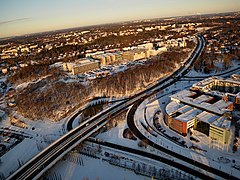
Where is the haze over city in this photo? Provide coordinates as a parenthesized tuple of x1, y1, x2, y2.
(1, 0, 240, 37)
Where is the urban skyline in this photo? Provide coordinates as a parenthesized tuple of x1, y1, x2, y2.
(1, 0, 240, 38)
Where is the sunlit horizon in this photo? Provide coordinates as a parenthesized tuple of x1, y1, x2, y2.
(0, 0, 240, 38)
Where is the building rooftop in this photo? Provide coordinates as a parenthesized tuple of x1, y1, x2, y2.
(196, 111, 219, 124)
(165, 101, 182, 115)
(166, 100, 232, 130)
(212, 116, 231, 130)
(192, 76, 240, 93)
(123, 49, 146, 54)
(193, 94, 212, 104)
(170, 90, 232, 116)
(178, 105, 193, 114)
(192, 77, 221, 89)
(175, 108, 202, 122)
(75, 58, 92, 64)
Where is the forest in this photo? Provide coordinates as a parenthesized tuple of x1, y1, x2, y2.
(14, 50, 189, 121)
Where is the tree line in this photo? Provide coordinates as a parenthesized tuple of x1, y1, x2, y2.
(14, 50, 189, 121)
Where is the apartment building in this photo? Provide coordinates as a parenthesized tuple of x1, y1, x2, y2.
(63, 58, 99, 75)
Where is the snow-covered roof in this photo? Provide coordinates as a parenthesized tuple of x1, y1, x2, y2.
(192, 77, 221, 89)
(170, 89, 196, 100)
(211, 116, 225, 127)
(73, 60, 99, 67)
(205, 90, 225, 97)
(170, 89, 232, 115)
(200, 102, 212, 109)
(213, 100, 232, 109)
(196, 111, 219, 124)
(178, 105, 193, 114)
(175, 108, 202, 122)
(167, 88, 233, 130)
(165, 101, 181, 115)
(193, 94, 212, 104)
(224, 78, 240, 85)
(211, 116, 231, 130)
(221, 119, 231, 130)
(193, 76, 240, 93)
(79, 59, 91, 64)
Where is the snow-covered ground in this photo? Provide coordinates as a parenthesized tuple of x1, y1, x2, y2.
(132, 74, 240, 178)
(0, 138, 39, 178)
(0, 97, 125, 179)
(186, 60, 240, 78)
(45, 113, 195, 180)
(45, 139, 195, 180)
(1, 58, 240, 179)
(46, 151, 151, 180)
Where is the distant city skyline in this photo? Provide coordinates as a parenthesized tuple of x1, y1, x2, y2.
(0, 0, 240, 38)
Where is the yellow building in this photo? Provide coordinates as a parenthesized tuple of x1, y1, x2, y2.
(63, 58, 99, 75)
(122, 49, 147, 61)
(166, 89, 233, 144)
(209, 116, 231, 144)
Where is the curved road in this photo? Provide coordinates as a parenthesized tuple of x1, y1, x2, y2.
(87, 138, 215, 179)
(7, 34, 205, 180)
(127, 77, 239, 179)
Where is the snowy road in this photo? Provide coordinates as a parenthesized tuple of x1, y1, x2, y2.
(7, 34, 205, 180)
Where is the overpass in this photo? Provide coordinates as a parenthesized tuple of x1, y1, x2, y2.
(127, 97, 239, 179)
(7, 34, 205, 180)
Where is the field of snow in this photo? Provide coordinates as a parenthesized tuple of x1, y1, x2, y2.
(1, 60, 240, 179)
(133, 77, 240, 177)
(0, 138, 39, 178)
(46, 153, 151, 180)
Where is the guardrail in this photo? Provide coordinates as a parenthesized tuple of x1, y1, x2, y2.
(7, 34, 204, 180)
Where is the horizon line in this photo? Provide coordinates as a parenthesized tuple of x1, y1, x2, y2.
(0, 10, 239, 40)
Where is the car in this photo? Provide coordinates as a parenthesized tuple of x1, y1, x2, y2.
(104, 152, 110, 157)
(190, 137, 199, 142)
(172, 136, 180, 141)
(181, 141, 186, 145)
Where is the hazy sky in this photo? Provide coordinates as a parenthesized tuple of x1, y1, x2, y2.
(0, 0, 239, 38)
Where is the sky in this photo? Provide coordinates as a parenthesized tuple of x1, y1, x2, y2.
(0, 0, 239, 38)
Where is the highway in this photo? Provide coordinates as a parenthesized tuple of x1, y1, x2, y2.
(127, 98, 239, 179)
(126, 36, 239, 179)
(7, 34, 205, 180)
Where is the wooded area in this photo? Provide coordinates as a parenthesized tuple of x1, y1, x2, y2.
(14, 50, 188, 121)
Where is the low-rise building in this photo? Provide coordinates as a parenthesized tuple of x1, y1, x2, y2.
(91, 52, 122, 66)
(122, 49, 149, 61)
(63, 58, 100, 75)
(137, 43, 153, 50)
(165, 76, 239, 144)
